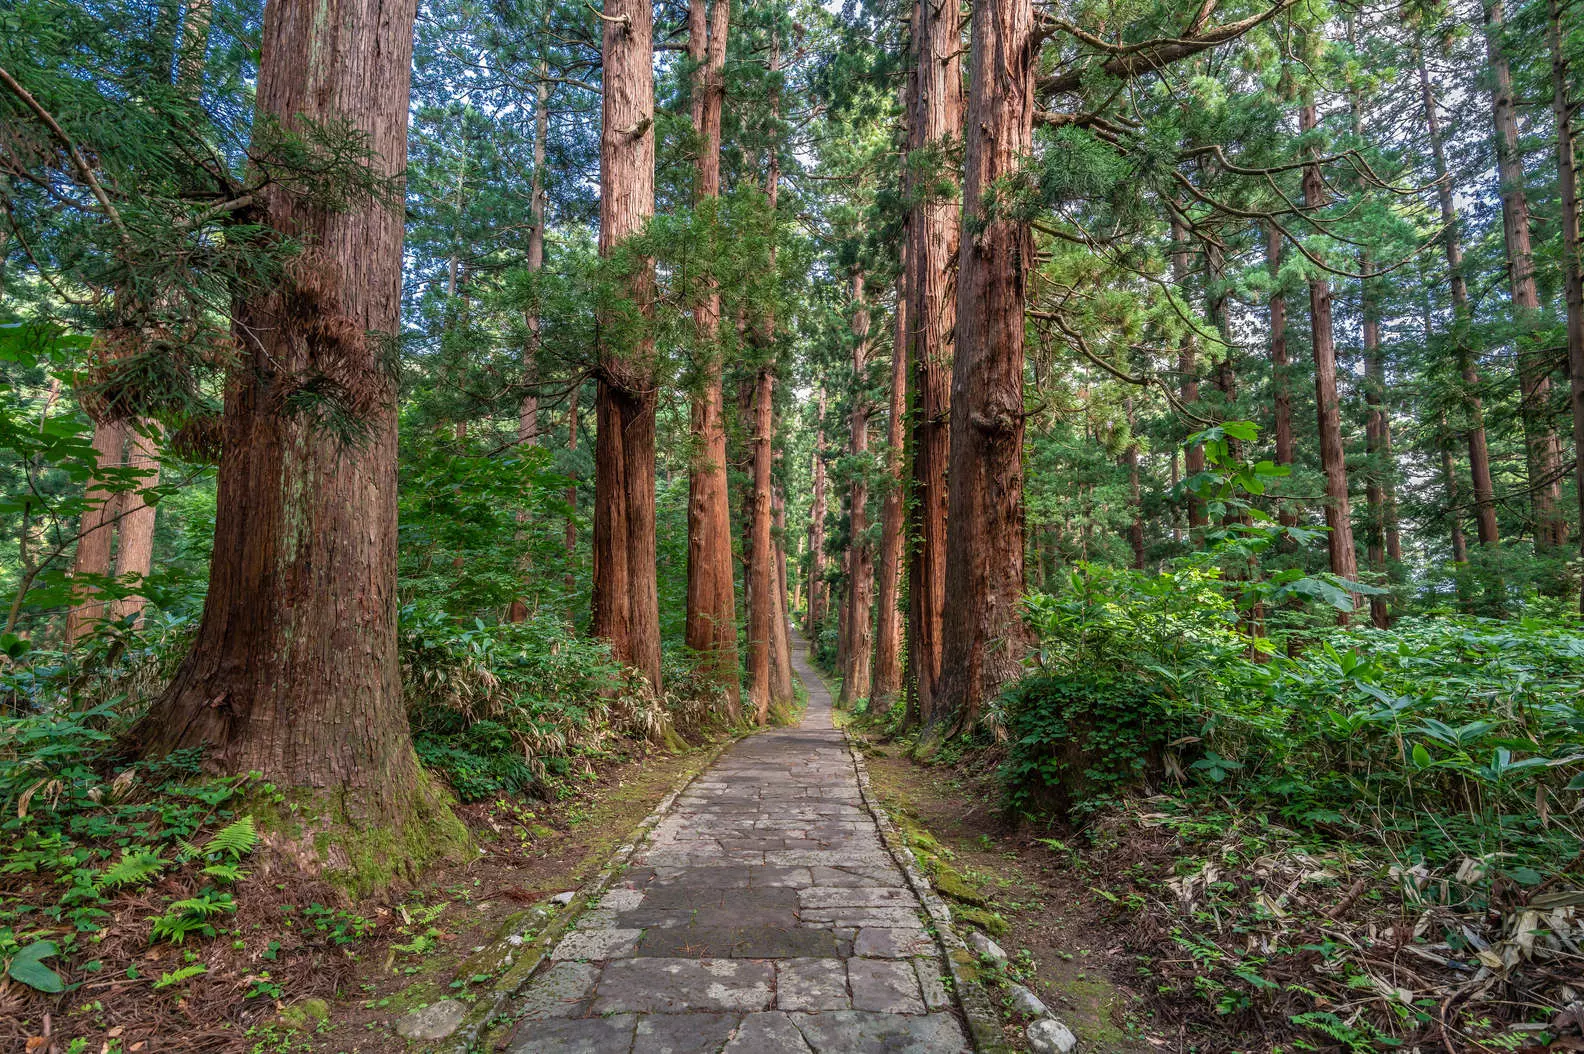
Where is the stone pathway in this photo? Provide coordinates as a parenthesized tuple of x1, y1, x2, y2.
(502, 633, 973, 1053)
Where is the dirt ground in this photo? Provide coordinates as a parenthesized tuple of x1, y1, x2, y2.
(857, 745, 1161, 1054)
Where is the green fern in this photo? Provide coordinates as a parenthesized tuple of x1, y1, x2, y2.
(200, 862, 247, 884)
(149, 890, 236, 944)
(152, 963, 206, 989)
(96, 848, 165, 890)
(179, 816, 257, 862)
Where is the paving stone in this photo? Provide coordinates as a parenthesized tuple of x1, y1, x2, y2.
(1026, 1017, 1079, 1053)
(914, 958, 951, 1010)
(591, 958, 774, 1014)
(789, 1010, 972, 1053)
(775, 958, 849, 1011)
(394, 998, 467, 1040)
(799, 886, 913, 909)
(722, 1012, 815, 1053)
(506, 1013, 637, 1053)
(802, 907, 925, 928)
(847, 957, 927, 1013)
(516, 961, 601, 1019)
(633, 1012, 740, 1053)
(853, 926, 933, 958)
(552, 927, 643, 961)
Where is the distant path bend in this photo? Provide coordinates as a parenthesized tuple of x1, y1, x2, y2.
(503, 631, 973, 1052)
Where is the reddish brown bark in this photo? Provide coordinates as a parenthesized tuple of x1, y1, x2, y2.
(592, 0, 662, 689)
(1301, 100, 1359, 617)
(1418, 43, 1498, 549)
(1550, 0, 1584, 608)
(872, 272, 907, 706)
(683, 0, 739, 712)
(110, 422, 159, 626)
(1484, 0, 1567, 550)
(131, 0, 461, 876)
(804, 389, 829, 638)
(904, 0, 962, 726)
(1362, 269, 1390, 629)
(66, 420, 125, 641)
(746, 367, 774, 722)
(840, 269, 875, 707)
(771, 485, 794, 702)
(936, 0, 1033, 729)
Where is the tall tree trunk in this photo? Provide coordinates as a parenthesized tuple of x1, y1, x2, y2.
(1418, 41, 1499, 548)
(936, 0, 1033, 730)
(1362, 267, 1389, 629)
(746, 367, 774, 722)
(1267, 223, 1297, 528)
(506, 45, 550, 626)
(1439, 411, 1470, 564)
(1125, 397, 1145, 569)
(904, 0, 961, 727)
(130, 0, 463, 886)
(872, 271, 907, 707)
(1172, 215, 1207, 535)
(840, 269, 875, 707)
(109, 422, 159, 626)
(684, 0, 739, 713)
(805, 388, 828, 637)
(771, 485, 794, 701)
(592, 0, 662, 690)
(1301, 99, 1360, 617)
(1550, 0, 1584, 608)
(1484, 0, 1568, 550)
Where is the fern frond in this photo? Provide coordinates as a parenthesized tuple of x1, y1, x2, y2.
(202, 816, 258, 860)
(97, 848, 165, 890)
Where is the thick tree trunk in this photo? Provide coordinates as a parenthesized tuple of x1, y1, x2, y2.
(130, 0, 464, 888)
(1418, 43, 1499, 549)
(746, 367, 774, 722)
(1439, 411, 1470, 564)
(872, 271, 907, 707)
(1484, 0, 1568, 550)
(904, 0, 961, 727)
(592, 0, 662, 690)
(1301, 100, 1360, 617)
(683, 0, 739, 713)
(110, 421, 159, 626)
(1267, 224, 1297, 528)
(805, 388, 828, 638)
(840, 269, 875, 707)
(1550, 0, 1584, 608)
(1362, 271, 1390, 629)
(936, 0, 1033, 730)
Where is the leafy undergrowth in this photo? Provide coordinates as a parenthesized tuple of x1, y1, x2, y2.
(0, 614, 741, 1052)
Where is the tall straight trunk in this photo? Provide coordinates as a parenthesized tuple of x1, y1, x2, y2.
(110, 422, 159, 625)
(66, 421, 126, 641)
(904, 0, 961, 727)
(840, 269, 875, 707)
(592, 0, 662, 689)
(131, 0, 462, 883)
(1418, 42, 1499, 548)
(746, 367, 774, 722)
(1439, 412, 1471, 564)
(1551, 0, 1584, 608)
(1484, 0, 1568, 549)
(1267, 223, 1297, 528)
(1172, 216, 1207, 535)
(1361, 264, 1390, 629)
(805, 388, 829, 637)
(771, 485, 794, 701)
(1301, 99, 1360, 616)
(507, 47, 550, 626)
(1125, 398, 1144, 569)
(936, 0, 1033, 729)
(872, 271, 907, 706)
(683, 0, 738, 712)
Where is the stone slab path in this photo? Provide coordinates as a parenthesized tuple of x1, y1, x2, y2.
(503, 633, 973, 1053)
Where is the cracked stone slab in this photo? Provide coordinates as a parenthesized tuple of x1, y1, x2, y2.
(775, 957, 850, 1011)
(591, 957, 774, 1014)
(790, 1010, 972, 1053)
(516, 960, 601, 1020)
(723, 1012, 815, 1053)
(848, 957, 927, 1013)
(551, 927, 643, 961)
(632, 1012, 740, 1053)
(505, 1013, 637, 1053)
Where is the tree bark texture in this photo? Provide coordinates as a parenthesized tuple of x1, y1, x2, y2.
(683, 0, 739, 713)
(936, 0, 1033, 729)
(872, 270, 907, 706)
(1550, 0, 1584, 608)
(1484, 0, 1568, 550)
(746, 368, 774, 722)
(771, 485, 794, 702)
(1300, 100, 1360, 615)
(592, 0, 663, 690)
(805, 388, 829, 639)
(840, 269, 875, 707)
(131, 0, 462, 881)
(904, 0, 961, 727)
(1418, 43, 1499, 549)
(1266, 224, 1297, 528)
